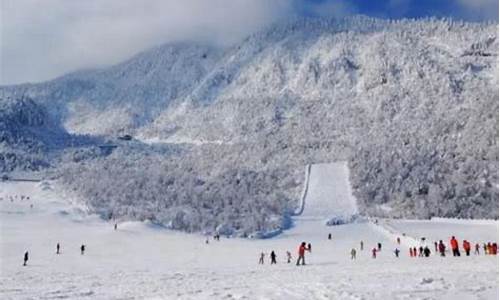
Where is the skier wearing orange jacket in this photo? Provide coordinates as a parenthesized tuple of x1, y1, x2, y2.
(296, 242, 307, 265)
(463, 240, 471, 256)
(450, 236, 460, 256)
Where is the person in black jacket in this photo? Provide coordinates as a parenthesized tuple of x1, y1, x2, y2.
(270, 251, 277, 264)
(23, 251, 29, 266)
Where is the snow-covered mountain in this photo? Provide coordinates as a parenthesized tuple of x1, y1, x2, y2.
(0, 16, 498, 232)
(1, 43, 221, 135)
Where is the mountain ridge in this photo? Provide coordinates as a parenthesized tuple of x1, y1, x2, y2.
(0, 16, 498, 233)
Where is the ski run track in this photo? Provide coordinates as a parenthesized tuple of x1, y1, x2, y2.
(1, 162, 498, 300)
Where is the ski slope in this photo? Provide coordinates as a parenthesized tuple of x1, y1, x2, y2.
(1, 175, 498, 300)
(299, 162, 358, 221)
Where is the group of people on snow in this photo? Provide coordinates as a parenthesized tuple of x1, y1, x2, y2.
(22, 243, 86, 266)
(409, 236, 498, 258)
(259, 242, 312, 265)
(1, 194, 34, 209)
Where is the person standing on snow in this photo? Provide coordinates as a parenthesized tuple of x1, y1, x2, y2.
(394, 248, 400, 258)
(409, 247, 414, 257)
(372, 247, 377, 258)
(474, 243, 480, 255)
(351, 248, 357, 260)
(286, 251, 292, 263)
(296, 242, 307, 266)
(396, 237, 401, 245)
(360, 240, 364, 251)
(434, 241, 438, 253)
(259, 252, 265, 264)
(56, 243, 60, 254)
(463, 240, 471, 256)
(418, 246, 424, 257)
(423, 246, 431, 257)
(270, 251, 277, 264)
(438, 240, 446, 257)
(328, 233, 332, 240)
(80, 244, 85, 255)
(23, 251, 29, 266)
(450, 236, 460, 256)
(308, 243, 312, 253)
(377, 242, 382, 251)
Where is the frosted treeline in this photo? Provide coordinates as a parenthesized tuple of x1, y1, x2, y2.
(57, 146, 301, 237)
(0, 96, 51, 172)
(0, 16, 498, 234)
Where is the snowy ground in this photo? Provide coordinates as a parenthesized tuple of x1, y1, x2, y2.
(1, 163, 498, 300)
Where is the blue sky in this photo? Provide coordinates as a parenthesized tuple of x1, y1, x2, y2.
(1, 0, 498, 85)
(296, 0, 498, 21)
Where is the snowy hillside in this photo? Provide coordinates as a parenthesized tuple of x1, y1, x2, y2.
(0, 96, 67, 172)
(0, 16, 498, 233)
(0, 43, 221, 135)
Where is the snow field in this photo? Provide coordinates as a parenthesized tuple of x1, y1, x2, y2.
(1, 171, 498, 299)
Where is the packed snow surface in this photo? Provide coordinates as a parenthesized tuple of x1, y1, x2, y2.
(1, 180, 498, 299)
(300, 162, 358, 220)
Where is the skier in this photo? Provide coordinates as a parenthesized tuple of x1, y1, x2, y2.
(434, 241, 438, 253)
(450, 236, 460, 256)
(372, 247, 377, 258)
(328, 233, 332, 240)
(23, 251, 29, 266)
(270, 251, 277, 264)
(418, 246, 424, 257)
(286, 251, 292, 263)
(296, 242, 307, 266)
(492, 243, 498, 255)
(438, 240, 446, 257)
(394, 248, 400, 258)
(409, 247, 414, 257)
(474, 243, 480, 255)
(483, 243, 488, 255)
(487, 243, 492, 255)
(360, 240, 364, 251)
(114, 223, 117, 230)
(413, 247, 417, 258)
(56, 243, 60, 254)
(396, 237, 401, 245)
(259, 252, 265, 264)
(377, 242, 382, 251)
(351, 248, 356, 260)
(308, 243, 312, 253)
(463, 240, 471, 256)
(423, 246, 431, 257)
(80, 244, 85, 255)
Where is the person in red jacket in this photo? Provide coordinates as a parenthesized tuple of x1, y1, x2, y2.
(492, 243, 498, 255)
(296, 242, 307, 266)
(487, 243, 492, 255)
(463, 240, 471, 256)
(450, 236, 460, 256)
(409, 247, 414, 257)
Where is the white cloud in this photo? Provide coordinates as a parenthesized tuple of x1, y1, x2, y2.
(0, 0, 292, 85)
